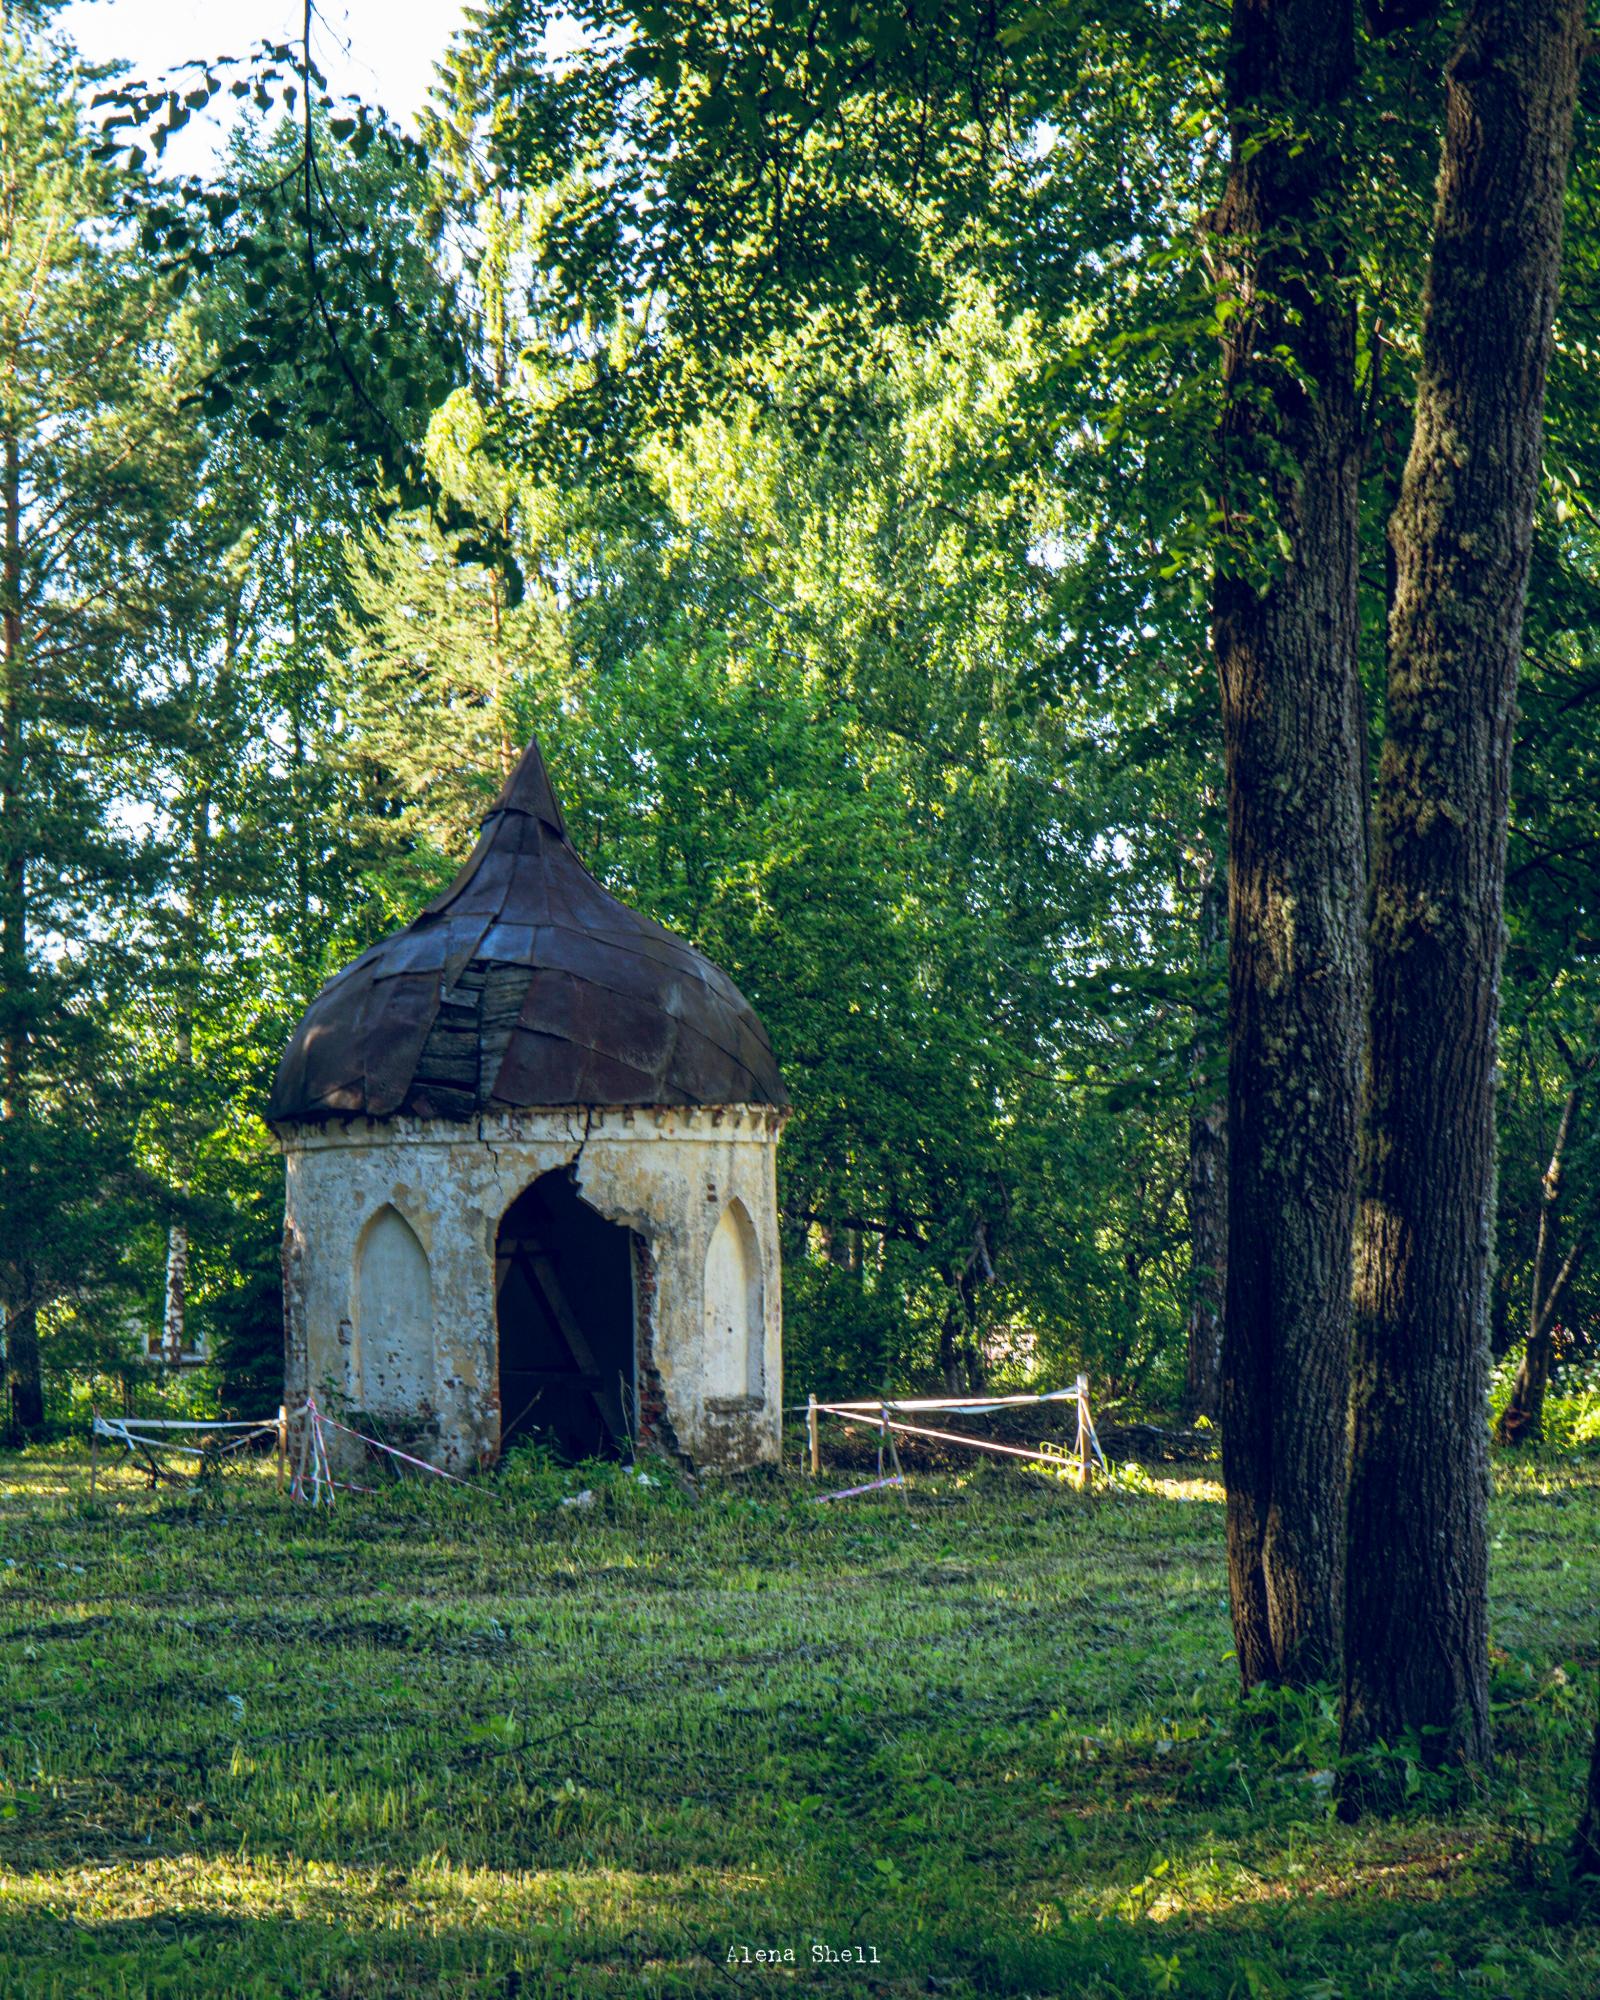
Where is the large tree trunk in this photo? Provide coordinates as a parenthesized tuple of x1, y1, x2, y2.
(1343, 0, 1586, 1792)
(1185, 854, 1227, 1419)
(1213, 0, 1367, 1689)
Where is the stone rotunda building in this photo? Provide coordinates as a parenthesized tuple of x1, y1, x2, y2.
(266, 739, 789, 1475)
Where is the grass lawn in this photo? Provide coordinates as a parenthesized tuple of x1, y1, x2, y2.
(1, 1441, 1598, 1998)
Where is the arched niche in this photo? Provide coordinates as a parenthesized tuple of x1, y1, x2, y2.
(353, 1205, 435, 1411)
(702, 1198, 764, 1403)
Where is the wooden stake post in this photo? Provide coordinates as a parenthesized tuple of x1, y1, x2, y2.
(292, 1403, 314, 1502)
(275, 1404, 288, 1495)
(1077, 1373, 1092, 1493)
(807, 1393, 819, 1477)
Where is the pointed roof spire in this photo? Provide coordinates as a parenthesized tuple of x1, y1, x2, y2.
(487, 735, 567, 837)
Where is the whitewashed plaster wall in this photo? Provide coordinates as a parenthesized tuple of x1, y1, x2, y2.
(278, 1106, 786, 1474)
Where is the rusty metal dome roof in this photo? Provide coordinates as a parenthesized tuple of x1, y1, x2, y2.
(266, 739, 788, 1123)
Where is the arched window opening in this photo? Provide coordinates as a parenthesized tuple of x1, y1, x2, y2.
(496, 1172, 636, 1460)
(703, 1199, 764, 1404)
(354, 1205, 435, 1411)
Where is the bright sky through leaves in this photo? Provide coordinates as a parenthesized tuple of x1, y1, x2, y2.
(60, 0, 467, 168)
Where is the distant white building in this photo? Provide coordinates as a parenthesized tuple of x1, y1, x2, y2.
(266, 740, 789, 1475)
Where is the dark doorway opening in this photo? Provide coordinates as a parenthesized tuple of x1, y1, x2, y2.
(495, 1171, 636, 1460)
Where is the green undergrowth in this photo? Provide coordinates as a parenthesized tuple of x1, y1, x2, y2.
(1490, 1362, 1600, 1455)
(1, 1444, 1597, 1998)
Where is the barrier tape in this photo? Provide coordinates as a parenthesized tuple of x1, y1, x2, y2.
(95, 1400, 504, 1506)
(92, 1414, 279, 1462)
(787, 1388, 1078, 1416)
(814, 1473, 905, 1504)
(809, 1373, 1109, 1481)
(306, 1403, 486, 1489)
(91, 1415, 277, 1431)
(310, 1403, 335, 1508)
(815, 1406, 1077, 1467)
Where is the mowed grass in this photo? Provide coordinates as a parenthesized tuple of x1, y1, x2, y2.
(1, 1443, 1598, 1998)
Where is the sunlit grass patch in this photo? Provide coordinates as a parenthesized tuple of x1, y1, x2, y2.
(0, 1851, 757, 1933)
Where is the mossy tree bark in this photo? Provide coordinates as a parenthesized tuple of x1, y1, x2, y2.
(1343, 0, 1586, 1789)
(1213, 0, 1367, 1689)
